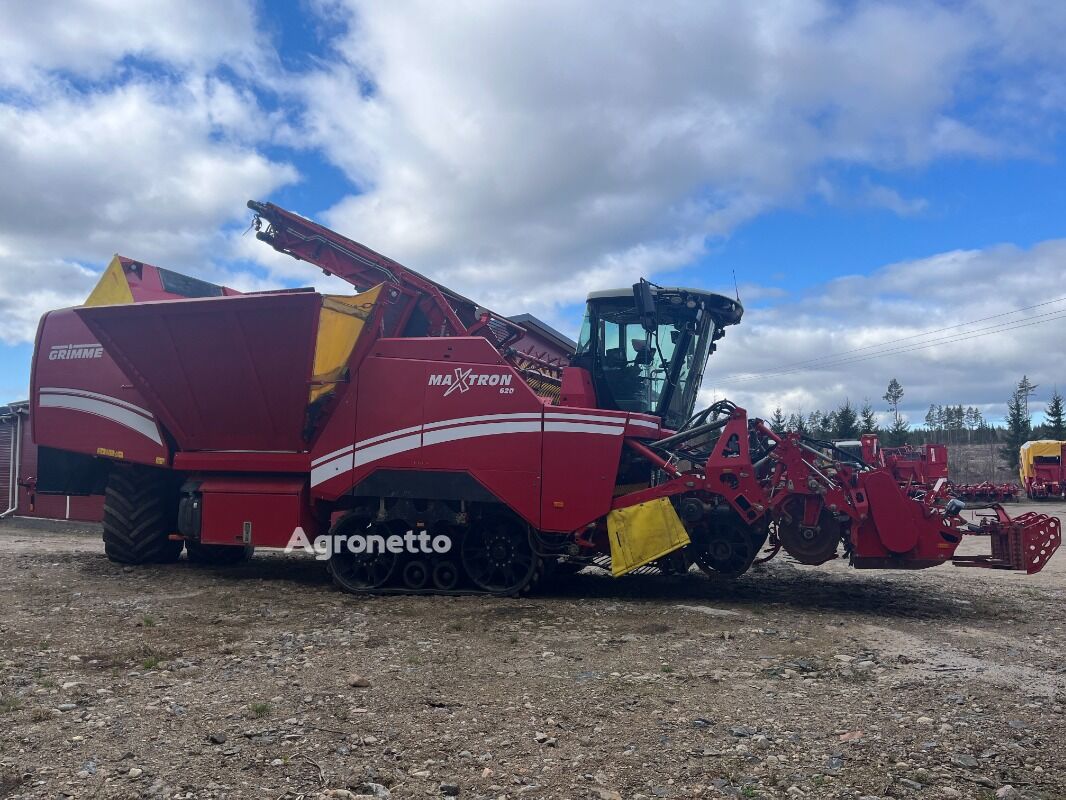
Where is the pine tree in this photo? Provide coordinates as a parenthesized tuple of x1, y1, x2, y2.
(1001, 381, 1032, 470)
(925, 404, 938, 436)
(964, 407, 978, 442)
(834, 399, 859, 439)
(821, 410, 838, 439)
(883, 378, 904, 425)
(886, 414, 910, 447)
(947, 404, 965, 445)
(859, 400, 878, 434)
(1046, 389, 1066, 440)
(789, 413, 808, 435)
(1018, 375, 1038, 422)
(807, 411, 823, 437)
(770, 407, 787, 434)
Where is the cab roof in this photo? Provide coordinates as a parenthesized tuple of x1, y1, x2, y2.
(586, 286, 743, 327)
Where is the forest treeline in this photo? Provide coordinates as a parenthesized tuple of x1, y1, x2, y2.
(768, 376, 1065, 469)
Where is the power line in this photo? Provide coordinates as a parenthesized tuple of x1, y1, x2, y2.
(714, 308, 1066, 385)
(716, 293, 1066, 383)
(720, 310, 1066, 383)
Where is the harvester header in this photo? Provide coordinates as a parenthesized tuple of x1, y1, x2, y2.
(25, 201, 1060, 592)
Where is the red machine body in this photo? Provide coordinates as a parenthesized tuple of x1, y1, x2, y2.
(859, 434, 948, 488)
(1020, 441, 1066, 500)
(859, 434, 1020, 503)
(26, 203, 1058, 592)
(1024, 472, 1065, 500)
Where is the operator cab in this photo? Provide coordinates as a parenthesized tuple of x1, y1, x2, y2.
(572, 283, 743, 429)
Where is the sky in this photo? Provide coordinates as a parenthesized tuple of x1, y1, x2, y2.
(1, 0, 1065, 427)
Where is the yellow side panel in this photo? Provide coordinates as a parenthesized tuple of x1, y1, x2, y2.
(606, 497, 691, 577)
(1019, 440, 1063, 482)
(83, 256, 134, 307)
(310, 284, 384, 403)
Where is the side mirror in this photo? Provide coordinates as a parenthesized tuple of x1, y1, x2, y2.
(633, 280, 657, 333)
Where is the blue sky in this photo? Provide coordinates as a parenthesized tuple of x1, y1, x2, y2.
(711, 158, 1066, 289)
(1, 1, 1065, 426)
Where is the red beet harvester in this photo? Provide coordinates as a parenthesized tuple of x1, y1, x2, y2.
(28, 202, 1061, 593)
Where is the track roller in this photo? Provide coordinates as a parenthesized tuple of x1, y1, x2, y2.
(327, 515, 399, 593)
(402, 559, 431, 590)
(431, 560, 460, 590)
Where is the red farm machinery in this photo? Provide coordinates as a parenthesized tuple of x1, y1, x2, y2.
(954, 481, 1021, 503)
(857, 435, 948, 491)
(855, 435, 1020, 503)
(1019, 440, 1066, 500)
(27, 201, 1061, 593)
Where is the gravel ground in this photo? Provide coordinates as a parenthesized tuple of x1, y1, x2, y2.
(0, 501, 1063, 800)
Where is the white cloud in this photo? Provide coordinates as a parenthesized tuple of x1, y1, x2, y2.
(286, 0, 1065, 323)
(860, 183, 929, 217)
(703, 239, 1066, 424)
(0, 1, 298, 346)
(0, 0, 265, 88)
(0, 257, 98, 345)
(814, 177, 929, 216)
(0, 79, 299, 339)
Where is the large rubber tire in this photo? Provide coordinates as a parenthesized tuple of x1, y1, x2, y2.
(102, 466, 183, 565)
(186, 542, 254, 565)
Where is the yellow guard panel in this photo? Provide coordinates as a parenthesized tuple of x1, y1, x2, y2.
(310, 284, 384, 403)
(83, 256, 135, 307)
(607, 497, 691, 577)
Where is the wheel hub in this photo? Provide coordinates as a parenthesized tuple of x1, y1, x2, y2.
(461, 517, 539, 594)
(777, 507, 842, 565)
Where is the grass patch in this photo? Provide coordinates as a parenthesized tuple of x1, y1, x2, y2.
(0, 696, 21, 714)
(142, 615, 157, 628)
(839, 668, 875, 684)
(142, 655, 162, 670)
(249, 702, 272, 718)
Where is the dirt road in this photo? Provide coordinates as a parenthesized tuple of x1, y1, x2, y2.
(0, 502, 1063, 799)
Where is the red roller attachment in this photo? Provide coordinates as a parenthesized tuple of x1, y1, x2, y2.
(954, 482, 1021, 502)
(953, 507, 1061, 574)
